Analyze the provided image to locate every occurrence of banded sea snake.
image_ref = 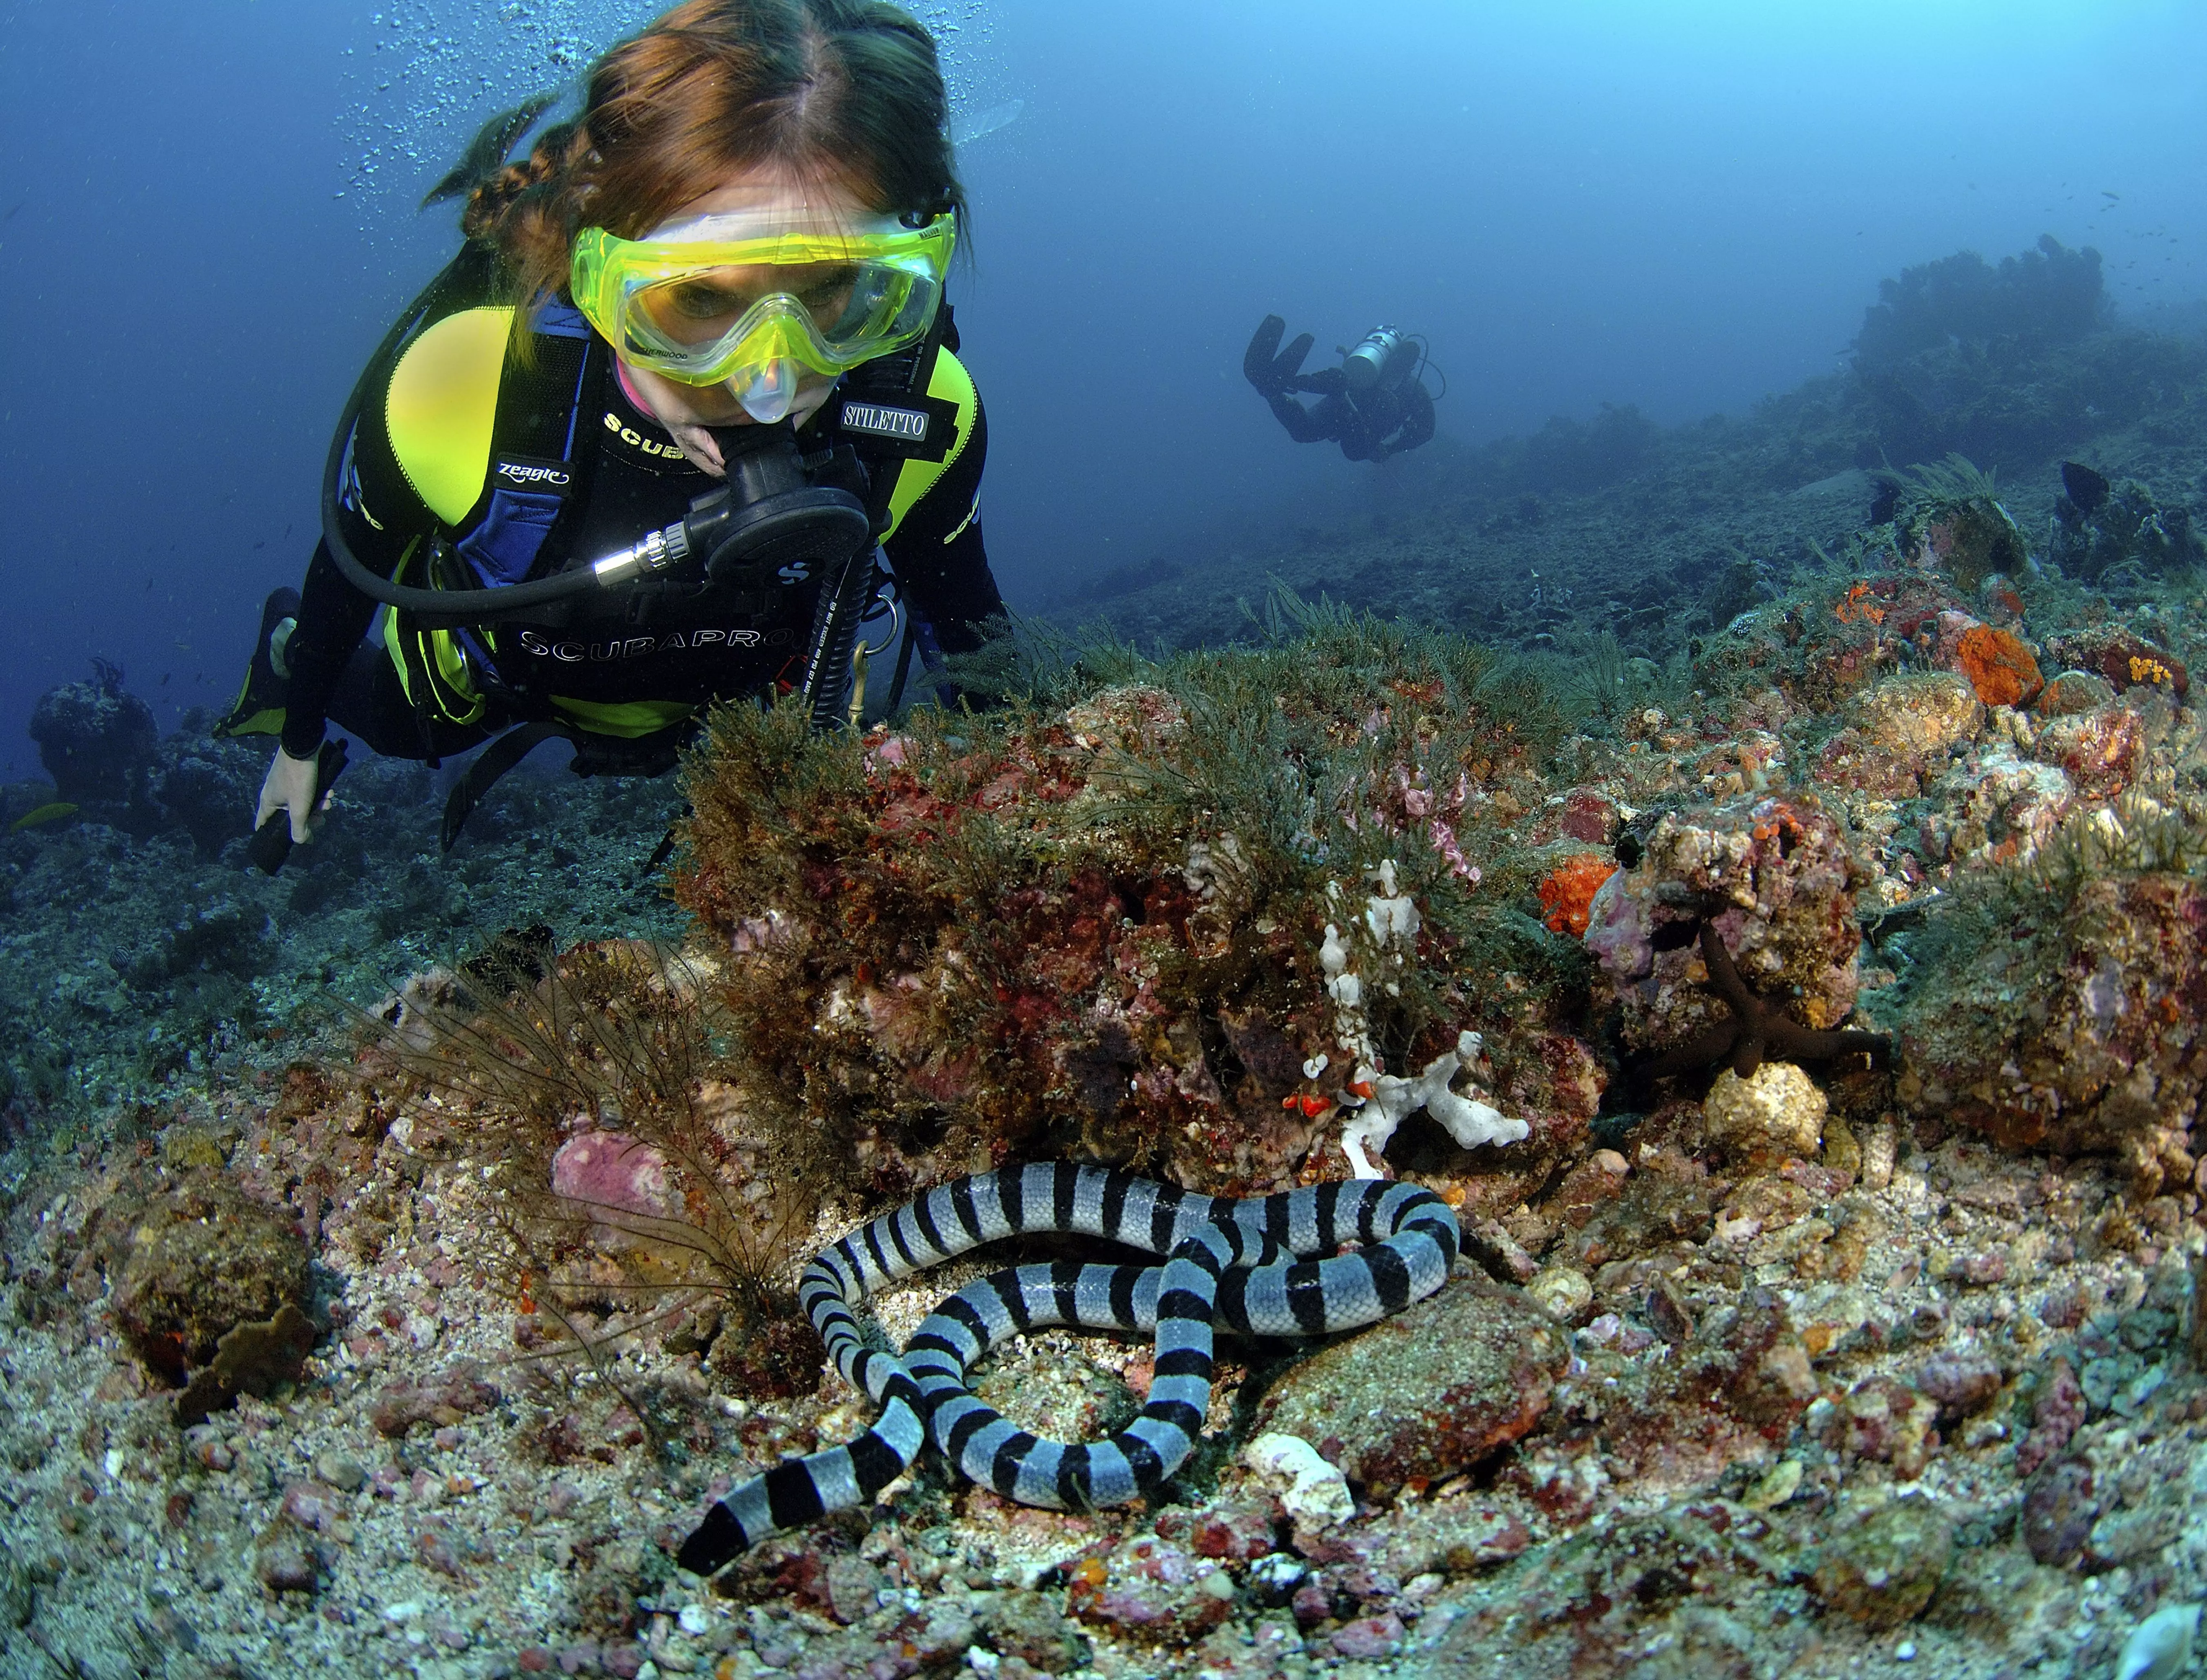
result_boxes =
[677,1161,1461,1574]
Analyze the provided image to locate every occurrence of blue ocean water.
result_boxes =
[0,0,2201,770]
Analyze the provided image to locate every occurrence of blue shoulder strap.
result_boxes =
[453,300,598,588]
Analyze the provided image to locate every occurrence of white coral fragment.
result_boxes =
[1319,922,1352,977]
[1243,1432,1354,1528]
[1363,858,1420,945]
[2115,1602,2199,1680]
[1341,1030,1530,1178]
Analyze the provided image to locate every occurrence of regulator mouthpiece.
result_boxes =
[732,358,800,424]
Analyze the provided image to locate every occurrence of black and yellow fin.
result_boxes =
[213,587,302,740]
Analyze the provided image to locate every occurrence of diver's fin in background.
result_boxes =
[1245,314,1310,396]
[1245,315,1287,388]
[421,92,560,210]
[1245,315,1315,396]
[640,821,680,880]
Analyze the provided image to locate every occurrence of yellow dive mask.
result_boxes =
[570,207,956,423]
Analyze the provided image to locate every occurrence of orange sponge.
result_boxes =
[1956,624,2043,708]
[1539,853,1620,937]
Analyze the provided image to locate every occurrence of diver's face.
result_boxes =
[614,165,874,477]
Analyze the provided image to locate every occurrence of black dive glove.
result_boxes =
[1245,314,1315,398]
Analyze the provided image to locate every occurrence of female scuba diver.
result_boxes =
[219,0,1006,856]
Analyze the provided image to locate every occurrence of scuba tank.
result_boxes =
[1342,325,1415,394]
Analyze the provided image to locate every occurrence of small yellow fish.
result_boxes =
[11,801,79,831]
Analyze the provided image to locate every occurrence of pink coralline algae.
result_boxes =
[2015,1356,2088,1478]
[550,1131,673,1221]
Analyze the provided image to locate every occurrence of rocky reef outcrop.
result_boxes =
[673,623,1604,1203]
[28,659,158,806]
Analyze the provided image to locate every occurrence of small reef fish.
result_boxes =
[11,802,79,831]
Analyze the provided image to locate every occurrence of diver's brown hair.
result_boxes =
[459,0,962,307]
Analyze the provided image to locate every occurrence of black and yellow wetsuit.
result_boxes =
[267,249,1004,768]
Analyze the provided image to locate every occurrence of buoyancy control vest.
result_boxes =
[363,279,977,750]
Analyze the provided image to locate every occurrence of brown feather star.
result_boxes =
[1633,920,1891,1084]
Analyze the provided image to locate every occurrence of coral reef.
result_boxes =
[2053,464,2207,585]
[1853,237,2106,371]
[7,233,2207,1679]
[674,606,1600,1196]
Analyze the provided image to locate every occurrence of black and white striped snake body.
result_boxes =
[677,1163,1459,1575]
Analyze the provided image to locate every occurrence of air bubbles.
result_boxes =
[341,2,1013,230]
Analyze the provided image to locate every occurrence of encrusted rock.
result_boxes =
[1588,796,1870,1065]
[1570,1172,1714,1269]
[1810,1499,1953,1627]
[1157,1499,1279,1562]
[2021,1457,2099,1568]
[1855,672,1983,757]
[1063,1537,1237,1644]
[1830,1375,1939,1477]
[1914,1349,2002,1417]
[1925,741,2074,865]
[1899,872,2207,1188]
[1330,1612,1406,1660]
[2036,704,2148,799]
[1702,1061,1825,1160]
[1553,1294,1815,1493]
[1525,1265,1593,1325]
[28,662,159,805]
[2037,669,2115,717]
[110,1170,311,1389]
[978,1588,1089,1673]
[371,1364,502,1438]
[254,1515,322,1595]
[1252,1277,1566,1493]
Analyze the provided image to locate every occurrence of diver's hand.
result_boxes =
[256,747,330,845]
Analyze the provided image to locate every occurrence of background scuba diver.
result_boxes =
[219,0,1006,851]
[1243,315,1436,463]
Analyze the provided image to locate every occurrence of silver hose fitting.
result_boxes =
[591,520,692,586]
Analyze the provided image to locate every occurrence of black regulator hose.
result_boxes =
[319,395,685,621]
